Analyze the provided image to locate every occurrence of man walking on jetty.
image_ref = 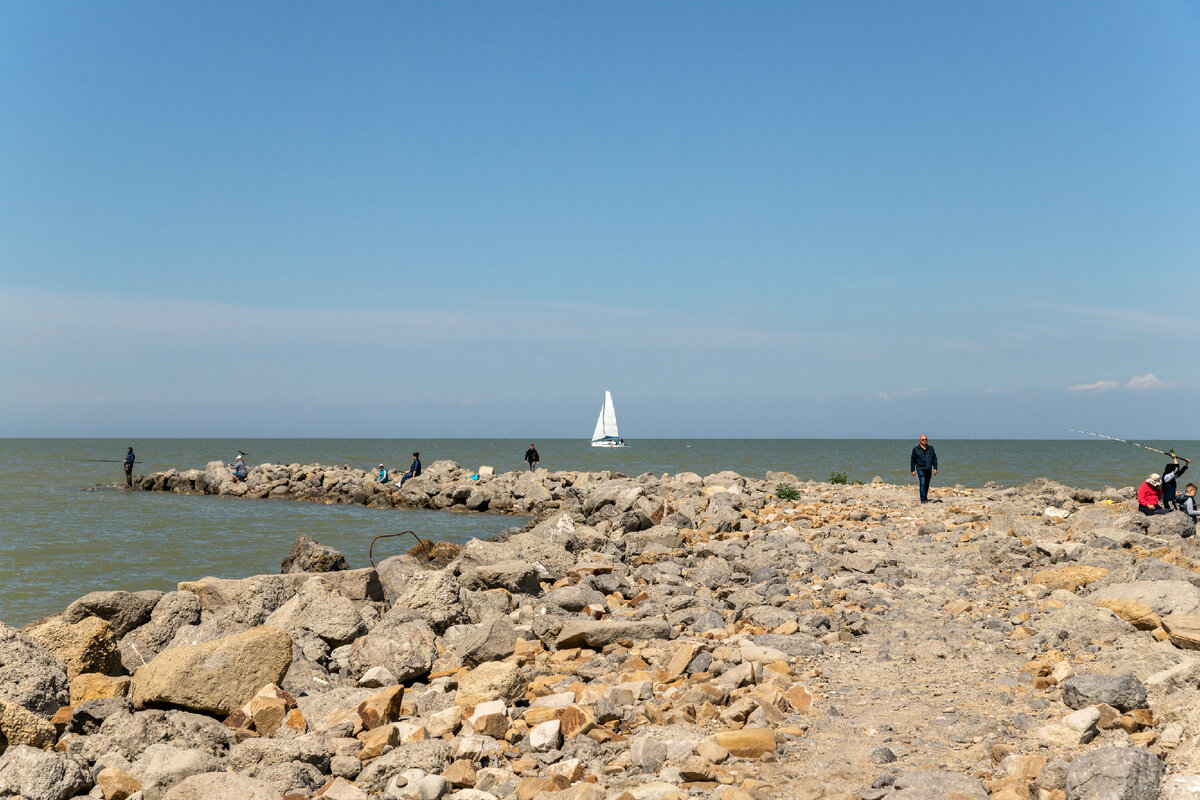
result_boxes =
[524,443,540,472]
[910,435,938,503]
[123,447,136,487]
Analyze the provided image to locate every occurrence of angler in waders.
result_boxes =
[123,447,136,487]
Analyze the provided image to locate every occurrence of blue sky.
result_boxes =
[2,2,1198,438]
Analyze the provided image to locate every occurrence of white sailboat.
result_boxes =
[590,390,627,448]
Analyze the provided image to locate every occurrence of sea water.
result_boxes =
[1,437,1193,625]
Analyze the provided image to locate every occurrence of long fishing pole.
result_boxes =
[1068,429,1189,461]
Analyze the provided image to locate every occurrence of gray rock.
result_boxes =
[0,746,90,800]
[459,560,541,594]
[751,634,824,659]
[295,687,375,732]
[264,575,367,646]
[161,771,282,800]
[0,621,69,715]
[347,618,437,683]
[554,619,672,649]
[65,590,161,638]
[227,737,332,772]
[1066,746,1163,800]
[132,743,224,800]
[119,591,203,670]
[1061,674,1147,712]
[1146,512,1195,539]
[543,585,606,612]
[64,709,232,763]
[281,534,349,573]
[1088,581,1200,618]
[240,761,324,794]
[356,739,450,793]
[389,570,465,632]
[65,697,133,736]
[456,617,518,667]
[890,770,988,800]
[631,736,667,773]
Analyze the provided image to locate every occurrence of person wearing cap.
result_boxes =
[228,454,249,483]
[1161,453,1190,510]
[395,452,422,487]
[909,435,938,503]
[376,463,389,483]
[1138,472,1166,515]
[524,443,540,472]
[123,447,136,487]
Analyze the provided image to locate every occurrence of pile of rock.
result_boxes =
[4,470,1200,800]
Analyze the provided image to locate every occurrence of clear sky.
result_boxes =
[2,2,1197,438]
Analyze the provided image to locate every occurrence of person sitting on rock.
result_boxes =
[395,452,421,487]
[1137,473,1166,515]
[229,454,249,483]
[1182,484,1199,526]
[376,463,389,483]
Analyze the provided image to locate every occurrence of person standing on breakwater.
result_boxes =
[123,447,136,487]
[1161,453,1190,510]
[228,454,249,483]
[910,435,938,503]
[1138,473,1166,515]
[376,463,389,483]
[396,452,421,487]
[524,443,540,472]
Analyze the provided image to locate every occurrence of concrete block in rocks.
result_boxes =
[1066,746,1163,800]
[1060,674,1147,712]
[554,619,672,650]
[131,625,293,716]
[161,771,282,800]
[27,615,122,679]
[460,560,541,594]
[281,534,349,573]
[0,622,69,715]
[0,745,90,800]
[65,590,161,638]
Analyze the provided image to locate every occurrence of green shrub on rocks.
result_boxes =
[830,472,848,485]
[775,484,800,500]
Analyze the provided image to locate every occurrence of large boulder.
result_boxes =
[1061,674,1148,712]
[264,576,366,646]
[1146,512,1196,539]
[162,771,281,800]
[890,771,988,800]
[61,708,232,764]
[64,590,161,638]
[581,481,645,516]
[1088,581,1200,618]
[389,570,465,632]
[555,619,673,650]
[459,560,541,594]
[119,591,202,671]
[0,699,56,748]
[0,622,69,715]
[1066,746,1163,800]
[354,739,450,794]
[0,746,90,800]
[131,744,224,800]
[280,535,348,573]
[346,618,437,683]
[27,616,122,679]
[131,626,293,716]
[455,661,529,706]
[456,617,518,667]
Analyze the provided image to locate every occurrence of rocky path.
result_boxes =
[3,465,1200,800]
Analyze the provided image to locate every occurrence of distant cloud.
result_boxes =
[1067,380,1120,393]
[1067,374,1175,393]
[1125,373,1174,391]
[869,388,926,401]
[981,387,1012,395]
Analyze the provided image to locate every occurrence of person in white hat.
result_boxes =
[228,454,249,483]
[376,463,390,483]
[1138,472,1165,515]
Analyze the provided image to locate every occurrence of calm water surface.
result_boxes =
[2,437,1194,626]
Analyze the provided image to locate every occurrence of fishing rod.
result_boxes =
[76,459,142,463]
[1068,429,1189,461]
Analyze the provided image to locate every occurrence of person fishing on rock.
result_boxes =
[395,452,421,487]
[123,447,136,487]
[228,454,249,483]
[1161,452,1190,510]
[375,463,389,483]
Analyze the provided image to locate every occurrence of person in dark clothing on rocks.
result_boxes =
[123,447,136,487]
[228,454,248,483]
[1182,484,1199,527]
[1161,453,1190,510]
[910,435,938,503]
[396,452,421,487]
[524,444,540,472]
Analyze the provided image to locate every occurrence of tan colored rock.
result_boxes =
[708,727,777,758]
[1162,614,1200,650]
[455,660,529,706]
[247,695,288,736]
[357,685,404,730]
[27,616,121,679]
[96,767,142,800]
[442,759,477,788]
[786,683,813,713]
[1031,566,1108,592]
[0,699,56,748]
[357,724,400,760]
[1095,599,1162,630]
[284,708,307,733]
[559,705,598,739]
[131,626,292,715]
[314,776,368,800]
[517,775,571,800]
[696,740,729,763]
[70,672,131,705]
[666,642,699,678]
[427,705,461,737]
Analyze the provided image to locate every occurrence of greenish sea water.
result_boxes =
[1,438,1194,626]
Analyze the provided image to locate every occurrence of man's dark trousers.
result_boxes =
[917,469,932,503]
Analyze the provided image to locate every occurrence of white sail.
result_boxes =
[591,390,621,442]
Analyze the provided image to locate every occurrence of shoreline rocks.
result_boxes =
[5,469,1200,799]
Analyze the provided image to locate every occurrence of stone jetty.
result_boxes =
[4,465,1200,800]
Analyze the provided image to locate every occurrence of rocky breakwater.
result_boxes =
[7,471,1200,799]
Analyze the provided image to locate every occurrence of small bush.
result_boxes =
[829,472,848,485]
[775,483,800,500]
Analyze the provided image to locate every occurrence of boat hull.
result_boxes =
[591,439,627,448]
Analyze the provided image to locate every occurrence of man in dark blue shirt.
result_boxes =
[396,452,422,487]
[910,435,938,503]
[123,447,136,487]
